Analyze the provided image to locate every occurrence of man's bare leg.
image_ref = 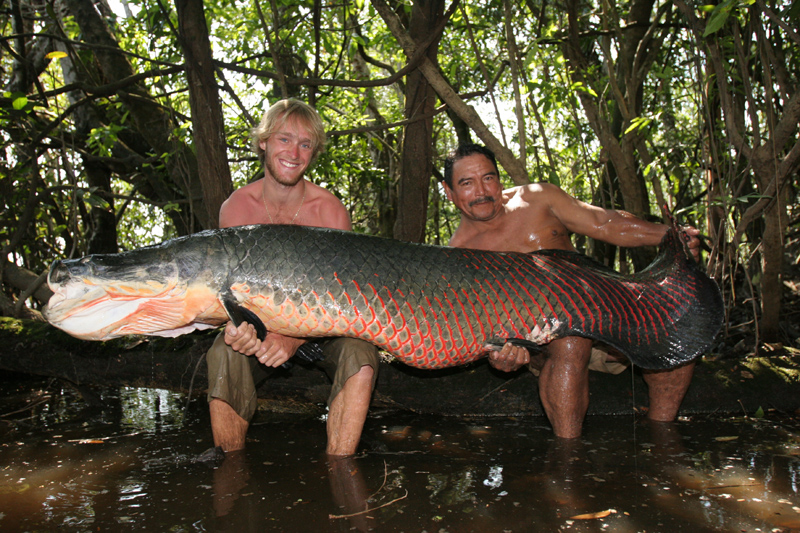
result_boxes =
[327,365,374,456]
[538,336,593,439]
[210,398,249,452]
[642,362,695,421]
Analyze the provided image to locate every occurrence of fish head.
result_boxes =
[43,243,222,340]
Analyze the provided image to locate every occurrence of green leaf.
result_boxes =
[754,406,764,418]
[12,96,28,111]
[548,169,560,187]
[624,117,652,135]
[84,193,111,210]
[704,0,737,36]
[704,10,730,36]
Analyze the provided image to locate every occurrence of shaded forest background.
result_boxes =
[1,0,799,354]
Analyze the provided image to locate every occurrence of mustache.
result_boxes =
[468,196,495,207]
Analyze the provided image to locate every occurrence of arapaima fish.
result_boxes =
[44,224,724,370]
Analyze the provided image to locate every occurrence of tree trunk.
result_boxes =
[563,0,671,270]
[57,34,118,254]
[175,0,233,229]
[759,201,784,341]
[394,0,444,243]
[84,160,118,254]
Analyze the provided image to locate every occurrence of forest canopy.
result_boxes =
[2,0,799,349]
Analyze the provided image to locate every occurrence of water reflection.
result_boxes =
[212,450,251,518]
[327,455,373,531]
[119,387,184,431]
[1,377,799,531]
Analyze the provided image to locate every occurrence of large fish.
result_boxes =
[43,224,724,370]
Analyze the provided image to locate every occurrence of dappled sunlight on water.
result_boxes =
[1,375,799,531]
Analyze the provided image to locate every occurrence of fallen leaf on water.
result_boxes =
[0,483,30,494]
[570,509,613,520]
[715,436,739,442]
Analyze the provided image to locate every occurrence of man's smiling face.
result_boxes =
[445,153,504,222]
[260,116,314,186]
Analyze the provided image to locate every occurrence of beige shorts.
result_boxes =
[206,333,379,422]
[587,346,630,374]
[528,345,630,376]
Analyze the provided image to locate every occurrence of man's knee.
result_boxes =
[323,338,379,405]
[346,364,375,387]
[545,336,594,365]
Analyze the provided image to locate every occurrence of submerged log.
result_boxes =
[1,317,798,417]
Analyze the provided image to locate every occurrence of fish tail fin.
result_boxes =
[620,224,724,369]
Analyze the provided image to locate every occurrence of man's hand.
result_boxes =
[486,342,530,372]
[224,322,305,367]
[254,332,306,367]
[223,321,261,355]
[680,225,702,262]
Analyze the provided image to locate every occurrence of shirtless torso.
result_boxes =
[448,185,576,253]
[219,177,350,231]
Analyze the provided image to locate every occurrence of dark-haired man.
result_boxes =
[442,143,701,438]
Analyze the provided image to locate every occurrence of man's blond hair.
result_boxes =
[251,98,326,165]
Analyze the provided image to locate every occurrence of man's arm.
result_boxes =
[542,183,701,259]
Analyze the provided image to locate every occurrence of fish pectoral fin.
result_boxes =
[485,336,543,354]
[294,341,325,364]
[220,290,268,341]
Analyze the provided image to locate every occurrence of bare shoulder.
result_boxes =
[219,181,264,228]
[516,181,563,198]
[225,181,260,204]
[303,181,351,231]
[306,181,344,205]
[504,182,565,213]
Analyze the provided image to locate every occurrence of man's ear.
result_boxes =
[443,182,454,201]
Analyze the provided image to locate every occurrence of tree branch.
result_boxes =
[371,0,530,185]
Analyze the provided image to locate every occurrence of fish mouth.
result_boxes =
[43,281,154,339]
[44,281,107,322]
[44,273,221,341]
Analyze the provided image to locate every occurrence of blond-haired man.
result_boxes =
[207,99,379,456]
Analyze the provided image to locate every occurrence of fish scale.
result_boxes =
[44,224,724,370]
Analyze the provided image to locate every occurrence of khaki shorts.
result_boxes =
[206,333,379,422]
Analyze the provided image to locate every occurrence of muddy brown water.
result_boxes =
[1,374,799,532]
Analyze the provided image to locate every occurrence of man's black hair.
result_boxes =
[442,144,499,188]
